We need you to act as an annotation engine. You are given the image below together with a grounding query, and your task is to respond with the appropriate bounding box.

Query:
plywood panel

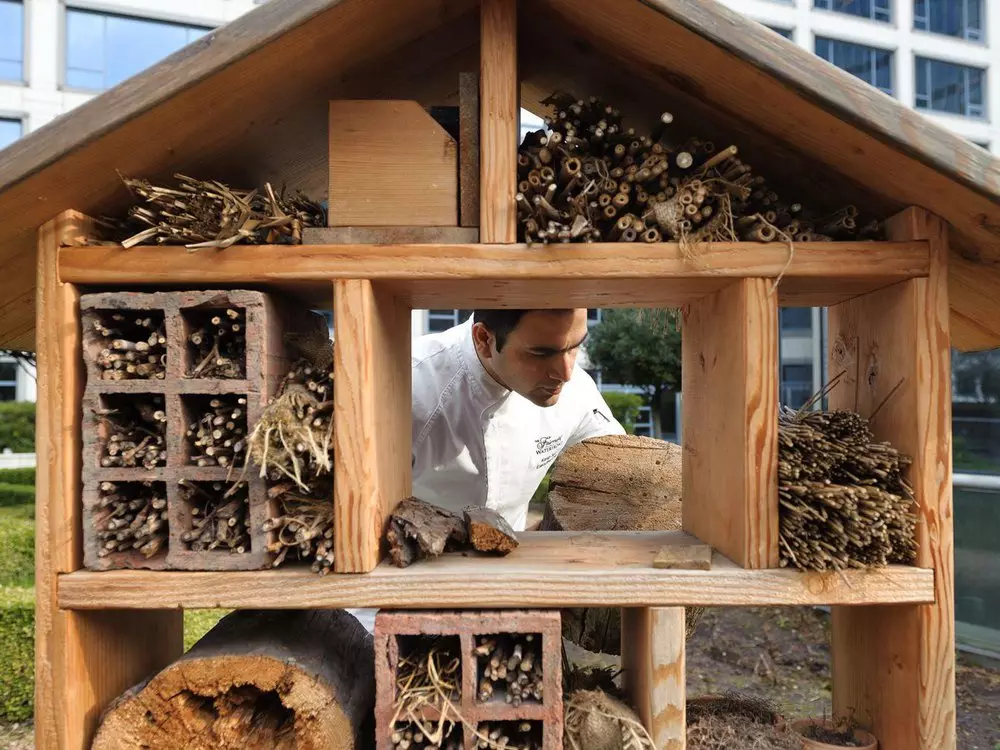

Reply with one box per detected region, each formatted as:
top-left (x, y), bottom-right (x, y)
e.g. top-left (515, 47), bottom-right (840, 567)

top-left (333, 280), bottom-right (411, 573)
top-left (328, 100), bottom-right (458, 226)
top-left (34, 211), bottom-right (183, 750)
top-left (828, 208), bottom-right (955, 750)
top-left (682, 278), bottom-right (779, 568)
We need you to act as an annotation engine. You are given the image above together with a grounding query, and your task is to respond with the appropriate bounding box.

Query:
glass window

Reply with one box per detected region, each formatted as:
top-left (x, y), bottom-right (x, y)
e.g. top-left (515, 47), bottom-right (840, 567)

top-left (916, 57), bottom-right (986, 118)
top-left (65, 8), bottom-right (210, 90)
top-left (0, 360), bottom-right (16, 401)
top-left (954, 485), bottom-right (1000, 653)
top-left (587, 309), bottom-right (603, 325)
top-left (781, 363), bottom-right (814, 408)
top-left (814, 0), bottom-right (891, 22)
top-left (815, 37), bottom-right (894, 95)
top-left (914, 0), bottom-right (983, 42)
top-left (0, 118), bottom-right (22, 150)
top-left (0, 0), bottom-right (24, 82)
top-left (768, 26), bottom-right (795, 39)
top-left (953, 349), bottom-right (1000, 473)
top-left (633, 405), bottom-right (653, 437)
top-left (426, 310), bottom-right (473, 333)
top-left (780, 307), bottom-right (813, 333)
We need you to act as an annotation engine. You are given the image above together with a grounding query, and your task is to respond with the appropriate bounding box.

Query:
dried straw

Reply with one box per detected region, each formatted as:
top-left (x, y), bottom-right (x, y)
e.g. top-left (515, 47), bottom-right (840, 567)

top-left (564, 689), bottom-right (656, 750)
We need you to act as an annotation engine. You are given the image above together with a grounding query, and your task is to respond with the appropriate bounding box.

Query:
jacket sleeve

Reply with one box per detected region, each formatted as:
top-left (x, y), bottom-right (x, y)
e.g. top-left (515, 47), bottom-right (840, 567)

top-left (566, 369), bottom-right (627, 446)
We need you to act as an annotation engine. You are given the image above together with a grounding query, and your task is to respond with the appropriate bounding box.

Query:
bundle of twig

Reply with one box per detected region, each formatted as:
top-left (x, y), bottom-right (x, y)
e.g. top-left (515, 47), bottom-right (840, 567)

top-left (778, 404), bottom-right (917, 571)
top-left (475, 635), bottom-right (543, 707)
top-left (90, 311), bottom-right (166, 380)
top-left (391, 637), bottom-right (463, 747)
top-left (474, 722), bottom-right (541, 750)
top-left (96, 395), bottom-right (167, 470)
top-left (95, 481), bottom-right (168, 559)
top-left (261, 483), bottom-right (334, 574)
top-left (179, 480), bottom-right (251, 554)
top-left (687, 714), bottom-right (800, 750)
top-left (187, 307), bottom-right (246, 379)
top-left (391, 723), bottom-right (463, 750)
top-left (104, 173), bottom-right (325, 249)
top-left (518, 92), bottom-right (883, 246)
top-left (186, 396), bottom-right (247, 468)
top-left (687, 691), bottom-right (783, 727)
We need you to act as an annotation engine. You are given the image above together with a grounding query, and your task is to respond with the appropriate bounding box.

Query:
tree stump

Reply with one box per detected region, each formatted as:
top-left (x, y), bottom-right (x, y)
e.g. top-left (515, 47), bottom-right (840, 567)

top-left (540, 434), bottom-right (701, 655)
top-left (92, 609), bottom-right (375, 750)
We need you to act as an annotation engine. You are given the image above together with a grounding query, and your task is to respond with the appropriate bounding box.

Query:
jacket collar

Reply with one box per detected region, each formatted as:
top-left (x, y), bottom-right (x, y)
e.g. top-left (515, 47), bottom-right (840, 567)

top-left (457, 317), bottom-right (511, 406)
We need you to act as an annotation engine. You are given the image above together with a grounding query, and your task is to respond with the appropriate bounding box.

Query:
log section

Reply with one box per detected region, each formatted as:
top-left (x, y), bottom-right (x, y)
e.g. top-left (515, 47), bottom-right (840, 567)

top-left (91, 609), bottom-right (375, 750)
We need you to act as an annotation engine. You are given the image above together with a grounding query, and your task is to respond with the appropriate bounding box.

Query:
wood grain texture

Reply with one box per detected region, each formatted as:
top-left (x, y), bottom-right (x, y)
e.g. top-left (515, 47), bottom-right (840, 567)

top-left (681, 278), bottom-right (778, 569)
top-left (57, 530), bottom-right (934, 610)
top-left (459, 71), bottom-right (481, 228)
top-left (622, 608), bottom-right (685, 750)
top-left (34, 211), bottom-right (183, 750)
top-left (334, 280), bottom-right (411, 573)
top-left (479, 0), bottom-right (517, 243)
top-left (828, 208), bottom-right (955, 750)
top-left (303, 226), bottom-right (479, 244)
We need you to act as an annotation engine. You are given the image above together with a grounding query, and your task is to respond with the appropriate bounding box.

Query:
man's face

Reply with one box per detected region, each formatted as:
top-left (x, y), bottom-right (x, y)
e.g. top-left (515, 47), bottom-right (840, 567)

top-left (473, 310), bottom-right (589, 407)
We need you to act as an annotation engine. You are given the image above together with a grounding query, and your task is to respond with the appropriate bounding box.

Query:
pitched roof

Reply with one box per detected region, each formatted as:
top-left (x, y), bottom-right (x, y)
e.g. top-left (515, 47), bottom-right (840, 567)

top-left (1, 0), bottom-right (998, 351)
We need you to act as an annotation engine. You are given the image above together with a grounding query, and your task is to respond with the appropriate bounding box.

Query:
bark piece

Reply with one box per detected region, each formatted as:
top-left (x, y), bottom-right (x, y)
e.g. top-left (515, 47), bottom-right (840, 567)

top-left (387, 496), bottom-right (467, 568)
top-left (464, 505), bottom-right (519, 555)
top-left (92, 609), bottom-right (375, 750)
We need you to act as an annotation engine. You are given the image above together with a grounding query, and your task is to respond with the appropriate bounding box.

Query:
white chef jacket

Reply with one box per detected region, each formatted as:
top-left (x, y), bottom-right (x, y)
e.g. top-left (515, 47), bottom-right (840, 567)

top-left (410, 315), bottom-right (626, 531)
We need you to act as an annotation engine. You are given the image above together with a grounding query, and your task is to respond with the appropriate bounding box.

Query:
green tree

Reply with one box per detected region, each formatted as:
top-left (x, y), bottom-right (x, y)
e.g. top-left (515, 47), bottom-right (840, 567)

top-left (585, 309), bottom-right (681, 437)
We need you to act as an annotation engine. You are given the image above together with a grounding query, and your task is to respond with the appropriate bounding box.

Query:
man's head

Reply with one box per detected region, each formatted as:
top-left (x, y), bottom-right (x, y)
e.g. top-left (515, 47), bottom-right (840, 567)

top-left (471, 309), bottom-right (589, 407)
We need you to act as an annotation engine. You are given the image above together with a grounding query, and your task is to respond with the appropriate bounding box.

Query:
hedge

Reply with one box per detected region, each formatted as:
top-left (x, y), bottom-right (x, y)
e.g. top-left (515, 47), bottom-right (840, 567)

top-left (0, 468), bottom-right (35, 486)
top-left (0, 505), bottom-right (34, 589)
top-left (0, 586), bottom-right (34, 723)
top-left (0, 401), bottom-right (35, 454)
top-left (0, 483), bottom-right (34, 509)
top-left (601, 391), bottom-right (645, 435)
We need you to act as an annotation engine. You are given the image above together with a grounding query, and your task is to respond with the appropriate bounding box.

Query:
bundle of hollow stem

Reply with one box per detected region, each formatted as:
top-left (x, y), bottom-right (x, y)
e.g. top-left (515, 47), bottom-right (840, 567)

top-left (778, 395), bottom-right (917, 571)
top-left (99, 173), bottom-right (325, 249)
top-left (518, 91), bottom-right (882, 247)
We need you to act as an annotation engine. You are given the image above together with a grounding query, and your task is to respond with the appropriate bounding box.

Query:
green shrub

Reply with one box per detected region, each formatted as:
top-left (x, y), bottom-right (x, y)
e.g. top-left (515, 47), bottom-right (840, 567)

top-left (0, 401), bottom-right (35, 454)
top-left (0, 505), bottom-right (34, 588)
top-left (0, 467), bottom-right (35, 486)
top-left (601, 391), bottom-right (645, 434)
top-left (0, 586), bottom-right (34, 723)
top-left (0, 483), bottom-right (34, 509)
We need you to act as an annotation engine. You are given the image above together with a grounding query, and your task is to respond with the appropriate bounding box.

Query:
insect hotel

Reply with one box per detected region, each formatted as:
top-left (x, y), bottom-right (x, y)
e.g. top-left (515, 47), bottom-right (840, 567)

top-left (0, 0), bottom-right (997, 748)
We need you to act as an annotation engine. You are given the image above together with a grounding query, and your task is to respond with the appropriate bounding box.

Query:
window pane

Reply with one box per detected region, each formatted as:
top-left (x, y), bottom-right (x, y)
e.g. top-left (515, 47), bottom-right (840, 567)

top-left (918, 0), bottom-right (984, 40)
top-left (65, 9), bottom-right (211, 91)
top-left (815, 37), bottom-right (893, 95)
top-left (0, 362), bottom-right (16, 382)
top-left (814, 0), bottom-right (890, 21)
top-left (916, 57), bottom-right (987, 117)
top-left (954, 486), bottom-right (1000, 646)
top-left (780, 307), bottom-right (813, 332)
top-left (0, 385), bottom-right (15, 401)
top-left (767, 26), bottom-right (794, 39)
top-left (0, 0), bottom-right (24, 81)
top-left (0, 118), bottom-right (22, 150)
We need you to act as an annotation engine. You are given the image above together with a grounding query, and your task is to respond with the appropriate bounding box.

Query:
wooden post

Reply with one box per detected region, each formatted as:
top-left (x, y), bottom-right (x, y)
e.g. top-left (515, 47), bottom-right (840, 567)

top-left (622, 607), bottom-right (686, 750)
top-left (34, 211), bottom-right (183, 750)
top-left (681, 278), bottom-right (779, 568)
top-left (479, 0), bottom-right (518, 243)
top-left (828, 207), bottom-right (955, 750)
top-left (333, 279), bottom-right (412, 573)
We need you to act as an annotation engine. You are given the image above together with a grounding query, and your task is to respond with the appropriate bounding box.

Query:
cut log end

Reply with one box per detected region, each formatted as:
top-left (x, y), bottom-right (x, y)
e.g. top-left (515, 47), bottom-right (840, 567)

top-left (464, 506), bottom-right (519, 555)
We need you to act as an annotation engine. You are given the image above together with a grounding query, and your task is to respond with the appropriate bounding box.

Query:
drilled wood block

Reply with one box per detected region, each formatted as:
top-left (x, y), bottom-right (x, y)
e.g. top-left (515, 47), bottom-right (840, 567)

top-left (375, 610), bottom-right (562, 750)
top-left (80, 289), bottom-right (326, 571)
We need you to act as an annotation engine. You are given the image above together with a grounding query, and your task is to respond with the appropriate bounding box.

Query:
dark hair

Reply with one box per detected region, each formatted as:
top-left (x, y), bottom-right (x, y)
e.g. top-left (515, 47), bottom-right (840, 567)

top-left (472, 310), bottom-right (529, 351)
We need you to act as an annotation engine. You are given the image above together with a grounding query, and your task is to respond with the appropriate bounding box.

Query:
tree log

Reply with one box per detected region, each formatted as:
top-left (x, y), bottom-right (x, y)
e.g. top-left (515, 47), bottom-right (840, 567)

top-left (92, 609), bottom-right (375, 750)
top-left (540, 435), bottom-right (701, 655)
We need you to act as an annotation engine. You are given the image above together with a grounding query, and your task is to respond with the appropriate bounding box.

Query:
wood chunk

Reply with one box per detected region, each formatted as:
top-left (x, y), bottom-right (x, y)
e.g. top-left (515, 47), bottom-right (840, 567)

top-left (465, 506), bottom-right (519, 555)
top-left (459, 71), bottom-right (480, 228)
top-left (386, 496), bottom-right (467, 568)
top-left (653, 544), bottom-right (712, 570)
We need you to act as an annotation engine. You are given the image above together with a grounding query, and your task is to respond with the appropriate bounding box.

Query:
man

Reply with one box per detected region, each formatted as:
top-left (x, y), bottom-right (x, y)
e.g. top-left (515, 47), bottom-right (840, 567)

top-left (410, 308), bottom-right (625, 530)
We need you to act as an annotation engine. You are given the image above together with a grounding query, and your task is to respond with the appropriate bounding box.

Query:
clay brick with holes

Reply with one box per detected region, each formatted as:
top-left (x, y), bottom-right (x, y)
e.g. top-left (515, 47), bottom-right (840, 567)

top-left (375, 610), bottom-right (562, 750)
top-left (79, 289), bottom-right (327, 570)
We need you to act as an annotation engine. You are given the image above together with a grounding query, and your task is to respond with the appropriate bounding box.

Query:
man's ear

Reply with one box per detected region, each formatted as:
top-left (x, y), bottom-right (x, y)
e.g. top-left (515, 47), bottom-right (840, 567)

top-left (471, 322), bottom-right (494, 360)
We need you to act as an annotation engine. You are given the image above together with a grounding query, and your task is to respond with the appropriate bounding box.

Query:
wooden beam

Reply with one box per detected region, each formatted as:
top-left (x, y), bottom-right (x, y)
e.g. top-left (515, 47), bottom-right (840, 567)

top-left (333, 280), bottom-right (411, 573)
top-left (682, 278), bottom-right (779, 568)
top-left (459, 70), bottom-right (481, 228)
top-left (828, 208), bottom-right (955, 750)
top-left (479, 0), bottom-right (517, 242)
top-left (34, 211), bottom-right (183, 750)
top-left (57, 530), bottom-right (935, 610)
top-left (622, 608), bottom-right (686, 750)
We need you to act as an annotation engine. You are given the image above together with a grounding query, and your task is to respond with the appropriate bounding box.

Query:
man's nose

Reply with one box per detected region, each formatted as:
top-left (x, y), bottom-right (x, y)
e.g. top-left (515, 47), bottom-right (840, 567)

top-left (552, 352), bottom-right (574, 382)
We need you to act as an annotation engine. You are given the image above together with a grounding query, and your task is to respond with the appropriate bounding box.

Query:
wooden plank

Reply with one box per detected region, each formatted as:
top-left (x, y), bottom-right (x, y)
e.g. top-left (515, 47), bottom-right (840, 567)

top-left (57, 531), bottom-right (935, 610)
top-left (653, 545), bottom-right (712, 570)
top-left (459, 71), bottom-right (481, 228)
top-left (303, 226), bottom-right (478, 244)
top-left (328, 100), bottom-right (458, 226)
top-left (34, 211), bottom-right (183, 750)
top-left (622, 608), bottom-right (685, 750)
top-left (828, 208), bottom-right (955, 750)
top-left (681, 278), bottom-right (778, 569)
top-left (479, 0), bottom-right (517, 243)
top-left (334, 280), bottom-right (411, 573)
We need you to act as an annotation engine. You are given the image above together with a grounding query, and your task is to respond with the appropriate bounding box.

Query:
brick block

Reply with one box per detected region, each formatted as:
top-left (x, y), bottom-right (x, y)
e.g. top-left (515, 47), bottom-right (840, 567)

top-left (375, 610), bottom-right (562, 750)
top-left (80, 290), bottom-right (326, 571)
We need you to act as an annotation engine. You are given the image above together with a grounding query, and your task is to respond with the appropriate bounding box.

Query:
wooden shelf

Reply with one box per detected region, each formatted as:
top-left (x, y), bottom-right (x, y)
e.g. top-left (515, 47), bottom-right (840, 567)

top-left (57, 531), bottom-right (935, 610)
top-left (60, 241), bottom-right (930, 308)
